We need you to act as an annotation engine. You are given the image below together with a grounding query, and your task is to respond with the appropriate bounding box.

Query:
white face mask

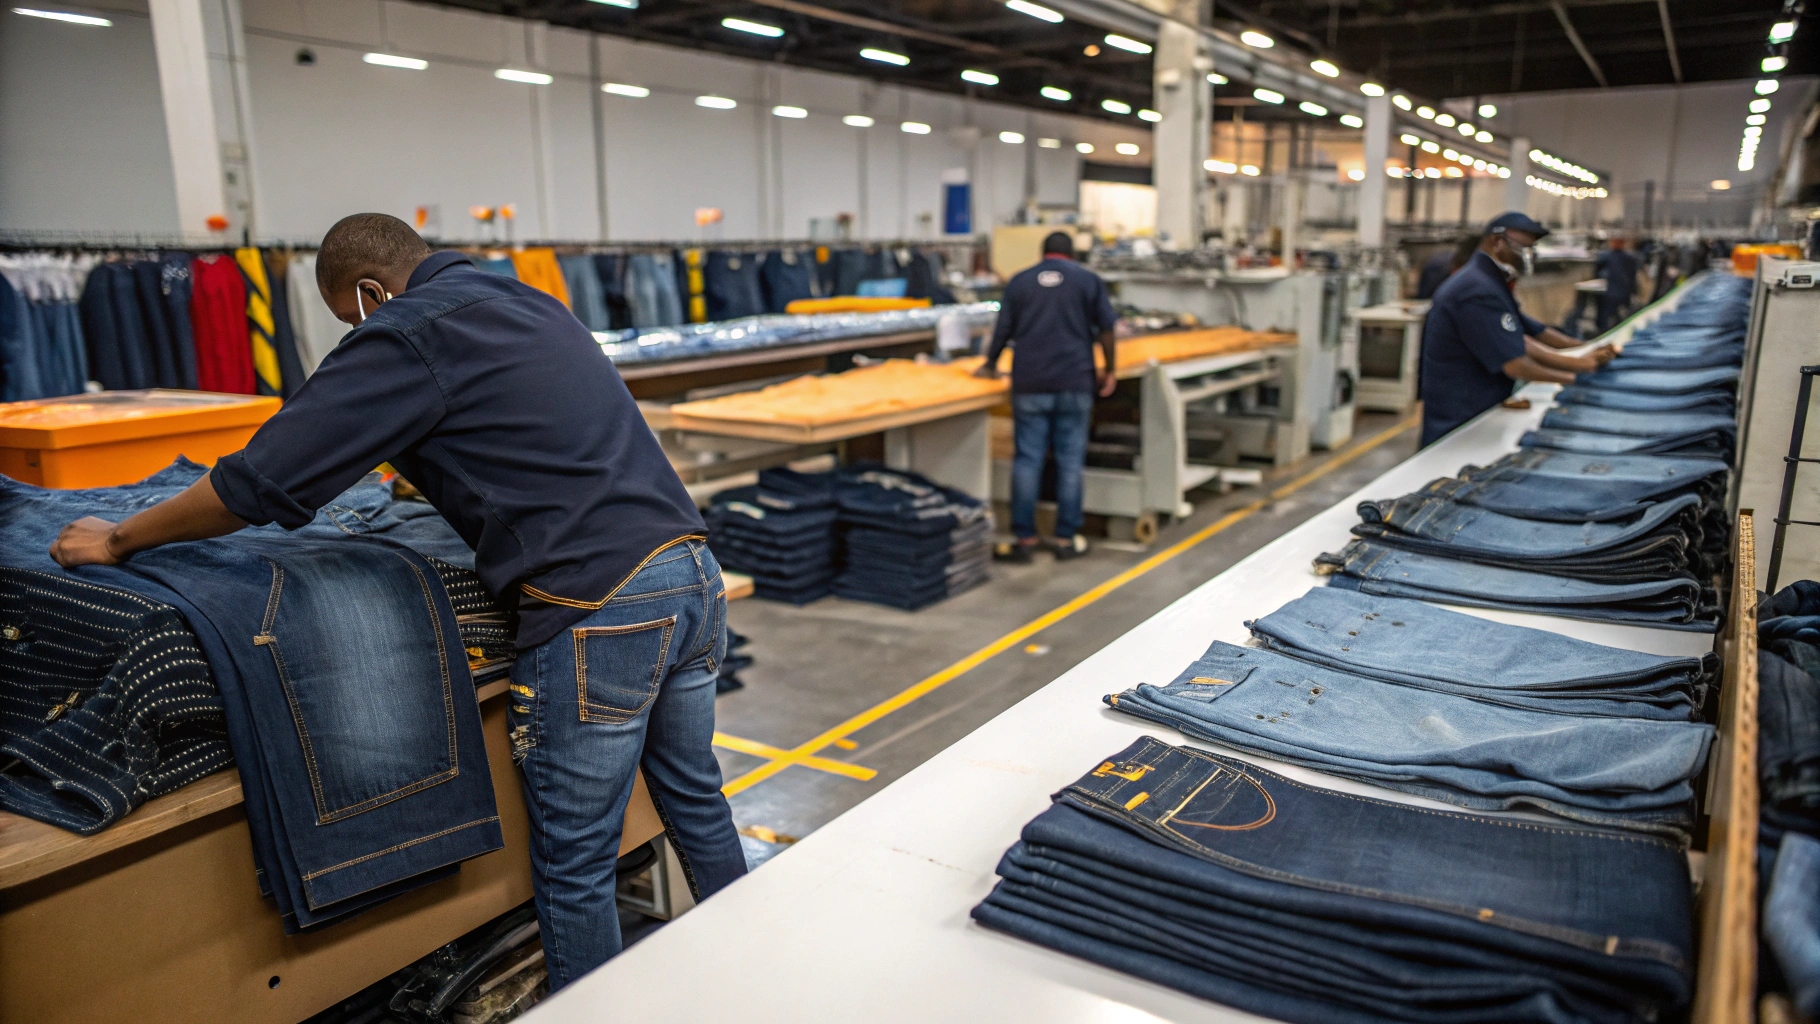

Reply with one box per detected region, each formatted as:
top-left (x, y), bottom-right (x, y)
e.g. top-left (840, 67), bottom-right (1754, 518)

top-left (354, 281), bottom-right (393, 323)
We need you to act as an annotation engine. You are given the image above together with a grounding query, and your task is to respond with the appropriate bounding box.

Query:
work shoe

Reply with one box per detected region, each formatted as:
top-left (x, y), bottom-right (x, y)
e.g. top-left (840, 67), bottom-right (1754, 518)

top-left (1050, 535), bottom-right (1090, 560)
top-left (994, 540), bottom-right (1039, 564)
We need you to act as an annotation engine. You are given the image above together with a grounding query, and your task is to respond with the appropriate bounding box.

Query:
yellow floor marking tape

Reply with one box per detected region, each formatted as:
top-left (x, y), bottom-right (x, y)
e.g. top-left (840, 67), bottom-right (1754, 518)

top-left (713, 731), bottom-right (879, 781)
top-left (721, 414), bottom-right (1420, 798)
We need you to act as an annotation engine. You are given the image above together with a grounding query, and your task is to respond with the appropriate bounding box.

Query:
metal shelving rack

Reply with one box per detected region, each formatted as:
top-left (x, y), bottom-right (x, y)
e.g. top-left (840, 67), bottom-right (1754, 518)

top-left (1766, 364), bottom-right (1820, 592)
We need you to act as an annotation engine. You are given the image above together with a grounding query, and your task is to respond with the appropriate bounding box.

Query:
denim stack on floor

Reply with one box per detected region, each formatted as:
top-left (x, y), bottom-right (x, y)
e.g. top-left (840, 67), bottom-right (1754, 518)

top-left (832, 465), bottom-right (991, 610)
top-left (1321, 446), bottom-right (1728, 631)
top-left (973, 736), bottom-right (1697, 1024)
top-left (1105, 588), bottom-right (1714, 837)
top-left (1752, 582), bottom-right (1820, 1016)
top-left (0, 461), bottom-right (507, 931)
top-left (1521, 274), bottom-right (1748, 460)
top-left (706, 467), bottom-right (839, 605)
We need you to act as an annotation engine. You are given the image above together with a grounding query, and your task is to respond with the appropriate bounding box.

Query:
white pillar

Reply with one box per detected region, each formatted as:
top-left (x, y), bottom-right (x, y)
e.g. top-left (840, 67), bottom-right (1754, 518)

top-left (1222, 180), bottom-right (1249, 243)
top-left (1505, 136), bottom-right (1531, 214)
top-left (1357, 93), bottom-right (1390, 247)
top-left (1151, 7), bottom-right (1208, 250)
top-left (148, 0), bottom-right (259, 239)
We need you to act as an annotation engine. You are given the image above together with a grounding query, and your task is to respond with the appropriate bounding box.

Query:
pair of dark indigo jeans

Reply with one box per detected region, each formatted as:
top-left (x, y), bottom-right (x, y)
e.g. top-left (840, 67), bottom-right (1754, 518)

top-left (1011, 390), bottom-right (1093, 541)
top-left (972, 738), bottom-right (1694, 1024)
top-left (508, 539), bottom-right (745, 990)
top-left (1437, 449), bottom-right (1726, 523)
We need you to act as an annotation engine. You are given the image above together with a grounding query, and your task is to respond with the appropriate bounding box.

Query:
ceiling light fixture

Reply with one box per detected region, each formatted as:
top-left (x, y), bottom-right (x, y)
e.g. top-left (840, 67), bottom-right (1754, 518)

top-left (1392, 95), bottom-right (1412, 111)
top-left (10, 7), bottom-right (110, 25)
top-left (1005, 0), bottom-right (1063, 22)
top-left (1360, 82), bottom-right (1385, 97)
top-left (1041, 86), bottom-right (1072, 101)
top-left (861, 48), bottom-right (909, 65)
top-left (1764, 55), bottom-right (1788, 72)
top-left (1476, 130), bottom-right (1492, 143)
top-left (1101, 98), bottom-right (1132, 114)
top-left (1000, 130), bottom-right (1025, 143)
top-left (900, 120), bottom-right (931, 133)
top-left (1205, 159), bottom-right (1237, 173)
top-left (1115, 142), bottom-right (1140, 155)
top-left (603, 82), bottom-right (649, 97)
top-left (721, 17), bottom-right (783, 37)
top-left (1137, 108), bottom-right (1161, 121)
top-left (1240, 164), bottom-right (1260, 175)
top-left (1239, 29), bottom-right (1274, 48)
top-left (1208, 72), bottom-right (1229, 85)
top-left (495, 68), bottom-right (553, 84)
top-left (1103, 33), bottom-right (1152, 54)
top-left (1478, 103), bottom-right (1497, 118)
top-left (1421, 140), bottom-right (1439, 153)
top-left (1310, 59), bottom-right (1340, 77)
top-left (961, 69), bottom-right (999, 86)
top-left (1771, 20), bottom-right (1796, 43)
top-left (1748, 113), bottom-right (1767, 125)
top-left (1339, 114), bottom-right (1363, 127)
top-left (586, 0), bottom-right (638, 7)
top-left (1253, 88), bottom-right (1285, 104)
top-left (1347, 168), bottom-right (1365, 180)
top-left (695, 94), bottom-right (737, 109)
top-left (1416, 105), bottom-right (1435, 119)
top-left (1751, 98), bottom-right (1773, 113)
top-left (843, 114), bottom-right (874, 126)
top-left (364, 52), bottom-right (427, 69)
top-left (1400, 133), bottom-right (1420, 145)
top-left (1758, 79), bottom-right (1781, 95)
top-left (1076, 142), bottom-right (1095, 153)
top-left (771, 104), bottom-right (807, 118)
top-left (1434, 112), bottom-right (1456, 126)
top-left (1299, 101), bottom-right (1327, 116)
top-left (1037, 137), bottom-right (1061, 148)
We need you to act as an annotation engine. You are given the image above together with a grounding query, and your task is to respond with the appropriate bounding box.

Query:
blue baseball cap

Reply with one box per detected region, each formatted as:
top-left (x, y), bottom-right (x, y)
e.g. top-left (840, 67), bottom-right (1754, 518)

top-left (1485, 212), bottom-right (1550, 239)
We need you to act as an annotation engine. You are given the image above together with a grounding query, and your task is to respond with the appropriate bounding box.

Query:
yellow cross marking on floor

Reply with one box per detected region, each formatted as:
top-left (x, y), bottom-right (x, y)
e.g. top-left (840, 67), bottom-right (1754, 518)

top-left (713, 731), bottom-right (878, 781)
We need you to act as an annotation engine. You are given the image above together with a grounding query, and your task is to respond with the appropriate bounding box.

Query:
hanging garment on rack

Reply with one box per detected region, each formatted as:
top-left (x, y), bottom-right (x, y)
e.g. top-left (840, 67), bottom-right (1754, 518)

top-left (286, 252), bottom-right (348, 374)
top-left (78, 261), bottom-right (155, 391)
top-left (813, 245), bottom-right (836, 297)
top-left (478, 256), bottom-right (516, 277)
top-left (191, 254), bottom-right (256, 394)
top-left (0, 254), bottom-right (91, 400)
top-left (760, 249), bottom-right (814, 313)
top-left (703, 251), bottom-right (765, 321)
top-left (237, 247), bottom-right (285, 396)
top-left (592, 253), bottom-right (632, 329)
top-left (832, 248), bottom-right (870, 296)
top-left (131, 261), bottom-right (184, 389)
top-left (559, 254), bottom-right (611, 331)
top-left (157, 252), bottom-right (199, 389)
top-left (680, 248), bottom-right (706, 322)
top-left (263, 250), bottom-right (307, 397)
top-left (625, 252), bottom-right (685, 328)
top-left (907, 249), bottom-right (955, 303)
top-left (508, 248), bottom-right (571, 308)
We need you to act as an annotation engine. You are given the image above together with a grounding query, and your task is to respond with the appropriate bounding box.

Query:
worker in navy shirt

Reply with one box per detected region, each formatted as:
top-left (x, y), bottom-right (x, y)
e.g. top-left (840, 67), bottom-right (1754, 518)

top-left (1594, 235), bottom-right (1641, 332)
top-left (1419, 212), bottom-right (1615, 447)
top-left (975, 231), bottom-right (1118, 562)
top-left (50, 213), bottom-right (745, 990)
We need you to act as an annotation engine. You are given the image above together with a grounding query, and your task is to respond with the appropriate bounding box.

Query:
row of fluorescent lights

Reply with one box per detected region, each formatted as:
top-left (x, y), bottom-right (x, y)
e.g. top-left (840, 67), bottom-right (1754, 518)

top-left (1740, 19), bottom-right (1796, 172)
top-left (1526, 176), bottom-right (1608, 200)
top-left (1398, 132), bottom-right (1512, 178)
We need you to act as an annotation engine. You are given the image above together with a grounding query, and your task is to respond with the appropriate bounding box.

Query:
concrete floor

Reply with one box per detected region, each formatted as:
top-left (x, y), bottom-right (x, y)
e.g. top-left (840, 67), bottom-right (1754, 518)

top-left (711, 412), bottom-right (1421, 843)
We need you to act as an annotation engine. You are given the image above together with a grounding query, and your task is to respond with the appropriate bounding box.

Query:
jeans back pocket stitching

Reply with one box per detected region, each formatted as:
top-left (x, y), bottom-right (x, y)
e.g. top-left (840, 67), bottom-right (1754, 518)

top-left (574, 616), bottom-right (677, 723)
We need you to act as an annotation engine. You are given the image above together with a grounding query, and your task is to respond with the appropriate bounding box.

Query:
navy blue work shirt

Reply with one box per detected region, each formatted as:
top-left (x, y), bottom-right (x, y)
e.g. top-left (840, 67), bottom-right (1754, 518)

top-left (1417, 250), bottom-right (1545, 447)
top-left (211, 251), bottom-right (705, 649)
top-left (1595, 248), bottom-right (1640, 306)
top-left (985, 255), bottom-right (1119, 394)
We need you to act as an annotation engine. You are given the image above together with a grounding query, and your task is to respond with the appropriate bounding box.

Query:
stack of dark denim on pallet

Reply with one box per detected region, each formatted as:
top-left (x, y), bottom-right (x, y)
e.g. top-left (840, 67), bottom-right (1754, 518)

top-left (1317, 273), bottom-right (1749, 633)
top-left (833, 465), bottom-right (991, 610)
top-left (0, 460), bottom-right (513, 932)
top-left (706, 467), bottom-right (839, 605)
top-left (1522, 274), bottom-right (1749, 461)
top-left (1758, 581), bottom-right (1820, 1017)
top-left (972, 735), bottom-right (1697, 1024)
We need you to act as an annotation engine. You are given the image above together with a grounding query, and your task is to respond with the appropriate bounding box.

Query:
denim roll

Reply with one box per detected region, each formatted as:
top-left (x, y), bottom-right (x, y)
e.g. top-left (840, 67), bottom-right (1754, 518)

top-left (973, 738), bottom-right (1695, 1024)
top-left (1104, 642), bottom-right (1713, 835)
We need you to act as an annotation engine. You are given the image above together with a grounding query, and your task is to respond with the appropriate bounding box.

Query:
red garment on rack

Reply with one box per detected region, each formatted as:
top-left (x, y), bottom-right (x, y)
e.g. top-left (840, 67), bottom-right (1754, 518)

top-left (190, 255), bottom-right (255, 394)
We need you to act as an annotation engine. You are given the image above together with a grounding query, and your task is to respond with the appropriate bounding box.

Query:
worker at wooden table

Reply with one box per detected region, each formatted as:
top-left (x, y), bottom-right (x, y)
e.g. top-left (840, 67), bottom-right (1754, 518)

top-left (975, 231), bottom-right (1118, 563)
top-left (47, 213), bottom-right (747, 991)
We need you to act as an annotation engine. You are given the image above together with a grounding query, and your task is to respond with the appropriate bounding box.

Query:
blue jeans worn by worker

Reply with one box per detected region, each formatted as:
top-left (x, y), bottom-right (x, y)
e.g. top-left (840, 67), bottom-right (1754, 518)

top-left (1011, 391), bottom-right (1093, 541)
top-left (508, 539), bottom-right (746, 990)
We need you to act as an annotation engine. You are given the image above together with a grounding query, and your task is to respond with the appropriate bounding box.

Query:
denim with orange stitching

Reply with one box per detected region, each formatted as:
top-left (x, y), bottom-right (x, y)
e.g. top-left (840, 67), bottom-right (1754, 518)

top-left (508, 539), bottom-right (745, 991)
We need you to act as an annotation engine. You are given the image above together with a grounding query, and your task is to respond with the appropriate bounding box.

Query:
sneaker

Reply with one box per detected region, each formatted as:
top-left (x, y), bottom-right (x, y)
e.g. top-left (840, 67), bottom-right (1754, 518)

top-left (1050, 535), bottom-right (1090, 560)
top-left (993, 540), bottom-right (1039, 564)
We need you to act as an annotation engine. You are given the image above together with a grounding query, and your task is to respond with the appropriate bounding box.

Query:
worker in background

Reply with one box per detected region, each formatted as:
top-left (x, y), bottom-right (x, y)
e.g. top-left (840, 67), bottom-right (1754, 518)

top-left (49, 213), bottom-right (746, 991)
top-left (1418, 212), bottom-right (1616, 447)
top-left (975, 231), bottom-right (1118, 562)
top-left (1594, 234), bottom-right (1641, 333)
top-left (1414, 234), bottom-right (1480, 300)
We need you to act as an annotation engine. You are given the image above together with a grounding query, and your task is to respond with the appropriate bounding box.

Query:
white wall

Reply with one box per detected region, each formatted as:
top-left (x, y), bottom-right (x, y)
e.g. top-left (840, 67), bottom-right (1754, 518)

top-left (0, 0), bottom-right (182, 236)
top-left (0, 0), bottom-right (1153, 244)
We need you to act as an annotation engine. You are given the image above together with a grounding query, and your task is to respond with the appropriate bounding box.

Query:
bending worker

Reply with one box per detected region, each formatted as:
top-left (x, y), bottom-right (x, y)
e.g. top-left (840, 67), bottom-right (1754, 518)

top-left (975, 230), bottom-right (1118, 562)
top-left (1419, 212), bottom-right (1615, 447)
top-left (49, 213), bottom-right (746, 990)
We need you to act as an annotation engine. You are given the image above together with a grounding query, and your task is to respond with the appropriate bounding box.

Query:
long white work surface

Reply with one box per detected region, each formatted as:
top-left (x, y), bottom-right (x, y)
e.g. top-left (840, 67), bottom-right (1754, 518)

top-left (531, 385), bottom-right (1713, 1023)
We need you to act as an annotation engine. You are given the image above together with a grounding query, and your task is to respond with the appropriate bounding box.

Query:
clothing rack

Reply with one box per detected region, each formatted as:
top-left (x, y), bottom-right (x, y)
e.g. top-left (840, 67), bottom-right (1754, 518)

top-left (1766, 364), bottom-right (1820, 591)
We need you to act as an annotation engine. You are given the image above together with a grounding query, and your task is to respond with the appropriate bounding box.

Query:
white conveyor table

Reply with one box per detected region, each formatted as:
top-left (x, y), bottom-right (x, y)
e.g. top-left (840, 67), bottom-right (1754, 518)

top-left (529, 384), bottom-right (1714, 1023)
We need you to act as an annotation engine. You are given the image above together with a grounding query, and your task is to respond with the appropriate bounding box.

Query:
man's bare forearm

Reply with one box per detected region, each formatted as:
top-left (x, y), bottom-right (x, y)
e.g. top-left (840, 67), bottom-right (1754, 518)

top-left (109, 473), bottom-right (249, 558)
top-left (1098, 329), bottom-right (1116, 375)
top-left (1525, 337), bottom-right (1604, 374)
top-left (1500, 355), bottom-right (1577, 385)
top-left (1533, 326), bottom-right (1581, 349)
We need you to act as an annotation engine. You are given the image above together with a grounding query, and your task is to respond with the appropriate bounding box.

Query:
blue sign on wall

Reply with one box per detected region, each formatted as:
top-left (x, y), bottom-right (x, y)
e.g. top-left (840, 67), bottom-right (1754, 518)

top-left (943, 182), bottom-right (972, 235)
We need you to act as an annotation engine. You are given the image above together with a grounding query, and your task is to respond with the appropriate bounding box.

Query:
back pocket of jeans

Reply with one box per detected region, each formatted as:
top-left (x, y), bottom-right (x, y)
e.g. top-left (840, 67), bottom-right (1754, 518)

top-left (574, 617), bottom-right (677, 723)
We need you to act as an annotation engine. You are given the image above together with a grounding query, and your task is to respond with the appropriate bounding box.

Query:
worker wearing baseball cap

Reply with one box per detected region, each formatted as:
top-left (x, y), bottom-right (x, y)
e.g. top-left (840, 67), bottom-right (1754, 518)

top-left (1417, 212), bottom-right (1616, 446)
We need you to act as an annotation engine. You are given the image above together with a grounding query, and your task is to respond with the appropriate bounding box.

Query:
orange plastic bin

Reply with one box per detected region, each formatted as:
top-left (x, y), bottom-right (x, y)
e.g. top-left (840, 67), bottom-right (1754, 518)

top-left (0, 390), bottom-right (280, 489)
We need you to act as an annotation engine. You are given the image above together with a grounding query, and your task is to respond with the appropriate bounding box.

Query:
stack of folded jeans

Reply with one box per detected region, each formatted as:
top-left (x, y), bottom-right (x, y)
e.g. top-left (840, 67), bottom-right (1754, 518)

top-left (1104, 601), bottom-right (1714, 836)
top-left (973, 737), bottom-right (1697, 1024)
top-left (706, 468), bottom-right (839, 605)
top-left (831, 465), bottom-right (991, 610)
top-left (1316, 447), bottom-right (1727, 630)
top-left (1756, 582), bottom-right (1820, 1016)
top-left (0, 460), bottom-right (503, 930)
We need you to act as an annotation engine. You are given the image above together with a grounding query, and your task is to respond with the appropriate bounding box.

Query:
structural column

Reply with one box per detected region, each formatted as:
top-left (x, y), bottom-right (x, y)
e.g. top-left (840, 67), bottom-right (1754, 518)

top-left (148, 0), bottom-right (260, 239)
top-left (1151, 0), bottom-right (1209, 250)
top-left (1505, 136), bottom-right (1531, 214)
top-left (1357, 93), bottom-right (1390, 247)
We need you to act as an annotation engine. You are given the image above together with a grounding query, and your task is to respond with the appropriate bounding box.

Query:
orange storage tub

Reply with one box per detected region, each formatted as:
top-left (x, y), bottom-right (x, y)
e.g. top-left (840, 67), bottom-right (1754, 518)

top-left (0, 390), bottom-right (280, 489)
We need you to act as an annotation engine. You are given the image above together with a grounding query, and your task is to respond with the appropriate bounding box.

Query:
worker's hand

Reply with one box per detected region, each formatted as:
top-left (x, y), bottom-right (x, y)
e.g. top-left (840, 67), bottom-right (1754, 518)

top-left (1590, 344), bottom-right (1617, 366)
top-left (1097, 372), bottom-right (1117, 398)
top-left (971, 363), bottom-right (1000, 380)
top-left (51, 517), bottom-right (123, 568)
